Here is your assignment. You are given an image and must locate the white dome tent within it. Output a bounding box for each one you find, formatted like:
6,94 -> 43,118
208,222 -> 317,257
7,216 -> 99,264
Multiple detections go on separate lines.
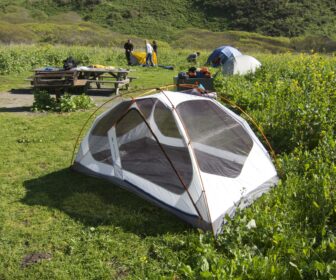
72,91 -> 278,234
222,55 -> 262,75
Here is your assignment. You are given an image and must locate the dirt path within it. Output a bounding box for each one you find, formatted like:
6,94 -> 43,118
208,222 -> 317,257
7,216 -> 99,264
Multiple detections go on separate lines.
0,92 -> 34,112
0,90 -> 118,113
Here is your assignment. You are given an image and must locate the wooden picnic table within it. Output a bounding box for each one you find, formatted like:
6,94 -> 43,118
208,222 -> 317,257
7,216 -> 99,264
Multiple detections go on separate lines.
29,67 -> 136,97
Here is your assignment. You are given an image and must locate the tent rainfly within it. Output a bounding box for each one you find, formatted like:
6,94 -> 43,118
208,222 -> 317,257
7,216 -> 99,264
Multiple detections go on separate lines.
206,46 -> 242,67
72,91 -> 278,234
130,51 -> 158,66
222,55 -> 262,76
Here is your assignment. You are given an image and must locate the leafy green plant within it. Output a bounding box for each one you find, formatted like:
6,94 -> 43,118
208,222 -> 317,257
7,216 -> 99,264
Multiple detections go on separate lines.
32,90 -> 95,112
32,89 -> 56,111
60,94 -> 95,112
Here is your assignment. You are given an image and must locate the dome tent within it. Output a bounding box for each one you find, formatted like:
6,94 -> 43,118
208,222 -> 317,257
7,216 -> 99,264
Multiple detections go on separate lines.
72,91 -> 278,234
206,46 -> 242,67
222,55 -> 262,75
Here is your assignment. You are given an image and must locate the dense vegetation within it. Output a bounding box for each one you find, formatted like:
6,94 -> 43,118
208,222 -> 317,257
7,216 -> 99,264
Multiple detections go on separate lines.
0,0 -> 336,51
0,46 -> 335,279
25,0 -> 336,37
197,0 -> 336,37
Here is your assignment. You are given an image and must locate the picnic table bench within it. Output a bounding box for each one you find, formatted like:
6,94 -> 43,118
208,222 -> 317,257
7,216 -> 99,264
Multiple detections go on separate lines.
29,67 -> 136,97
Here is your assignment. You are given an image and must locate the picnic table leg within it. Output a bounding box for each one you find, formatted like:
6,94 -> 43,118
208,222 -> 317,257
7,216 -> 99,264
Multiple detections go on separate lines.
94,74 -> 101,89
84,82 -> 89,94
55,88 -> 64,101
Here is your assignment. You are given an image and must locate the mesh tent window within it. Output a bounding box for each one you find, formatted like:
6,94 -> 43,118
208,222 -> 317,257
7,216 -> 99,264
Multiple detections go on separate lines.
88,100 -> 132,165
176,100 -> 253,178
116,107 -> 193,194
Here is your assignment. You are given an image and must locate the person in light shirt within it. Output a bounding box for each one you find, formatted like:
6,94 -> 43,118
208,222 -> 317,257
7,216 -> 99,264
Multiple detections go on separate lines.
145,40 -> 154,66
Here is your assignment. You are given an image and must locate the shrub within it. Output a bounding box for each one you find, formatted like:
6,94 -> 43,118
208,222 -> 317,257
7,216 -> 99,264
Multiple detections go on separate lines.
60,93 -> 95,112
32,90 -> 95,112
32,89 -> 56,111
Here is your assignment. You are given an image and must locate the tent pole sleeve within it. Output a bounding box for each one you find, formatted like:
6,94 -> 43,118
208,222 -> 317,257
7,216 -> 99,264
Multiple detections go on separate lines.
160,91 -> 214,229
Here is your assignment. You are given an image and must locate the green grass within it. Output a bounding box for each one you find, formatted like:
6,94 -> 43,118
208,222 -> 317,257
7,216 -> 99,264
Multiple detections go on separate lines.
0,72 -> 31,92
0,113 -> 192,279
172,29 -> 292,53
0,51 -> 335,279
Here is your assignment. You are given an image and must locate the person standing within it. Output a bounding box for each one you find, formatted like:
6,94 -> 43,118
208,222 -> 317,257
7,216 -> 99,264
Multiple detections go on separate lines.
124,39 -> 134,66
145,40 -> 154,66
152,40 -> 158,54
152,40 -> 158,64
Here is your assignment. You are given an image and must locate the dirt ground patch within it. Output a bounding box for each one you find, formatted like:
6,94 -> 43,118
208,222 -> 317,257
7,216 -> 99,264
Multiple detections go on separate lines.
0,91 -> 33,112
0,89 -> 118,113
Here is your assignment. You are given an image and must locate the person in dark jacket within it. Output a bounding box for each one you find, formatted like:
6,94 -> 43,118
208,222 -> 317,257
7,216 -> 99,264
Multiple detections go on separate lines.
124,39 -> 134,65
152,40 -> 158,55
152,40 -> 158,64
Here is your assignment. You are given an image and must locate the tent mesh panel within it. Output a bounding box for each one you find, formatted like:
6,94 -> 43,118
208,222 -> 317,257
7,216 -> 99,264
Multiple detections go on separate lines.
116,106 -> 193,194
136,98 -> 155,120
88,100 -> 132,165
177,100 -> 253,178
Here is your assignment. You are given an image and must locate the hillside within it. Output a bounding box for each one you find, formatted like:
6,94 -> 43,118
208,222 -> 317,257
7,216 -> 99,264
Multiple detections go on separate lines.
197,0 -> 336,37
0,0 -> 336,52
18,0 -> 336,38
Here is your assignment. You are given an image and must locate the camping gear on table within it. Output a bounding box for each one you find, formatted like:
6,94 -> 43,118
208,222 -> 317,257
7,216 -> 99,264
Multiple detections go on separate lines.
72,91 -> 278,235
186,67 -> 211,78
89,64 -> 116,70
222,55 -> 261,75
36,67 -> 61,71
174,76 -> 214,91
175,67 -> 213,91
63,56 -> 78,70
130,51 -> 158,66
187,67 -> 197,77
206,46 -> 242,67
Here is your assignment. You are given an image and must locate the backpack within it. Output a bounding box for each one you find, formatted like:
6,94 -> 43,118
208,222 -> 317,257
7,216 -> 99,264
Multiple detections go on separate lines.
63,56 -> 78,70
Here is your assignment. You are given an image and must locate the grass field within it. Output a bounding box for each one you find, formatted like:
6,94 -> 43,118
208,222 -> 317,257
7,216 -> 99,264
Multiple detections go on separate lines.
0,46 -> 335,279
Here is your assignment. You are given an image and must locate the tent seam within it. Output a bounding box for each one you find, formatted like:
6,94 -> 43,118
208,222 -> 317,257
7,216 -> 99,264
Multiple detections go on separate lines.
160,91 -> 214,232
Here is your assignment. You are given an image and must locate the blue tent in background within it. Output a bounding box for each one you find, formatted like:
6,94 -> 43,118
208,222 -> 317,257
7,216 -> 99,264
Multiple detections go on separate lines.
206,46 -> 242,67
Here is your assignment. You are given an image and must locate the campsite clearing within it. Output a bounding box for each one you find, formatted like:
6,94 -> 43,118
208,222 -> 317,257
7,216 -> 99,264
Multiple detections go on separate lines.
0,49 -> 335,279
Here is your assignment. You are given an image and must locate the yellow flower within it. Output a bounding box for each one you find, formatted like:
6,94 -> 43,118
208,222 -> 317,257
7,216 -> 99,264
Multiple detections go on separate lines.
140,256 -> 148,263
